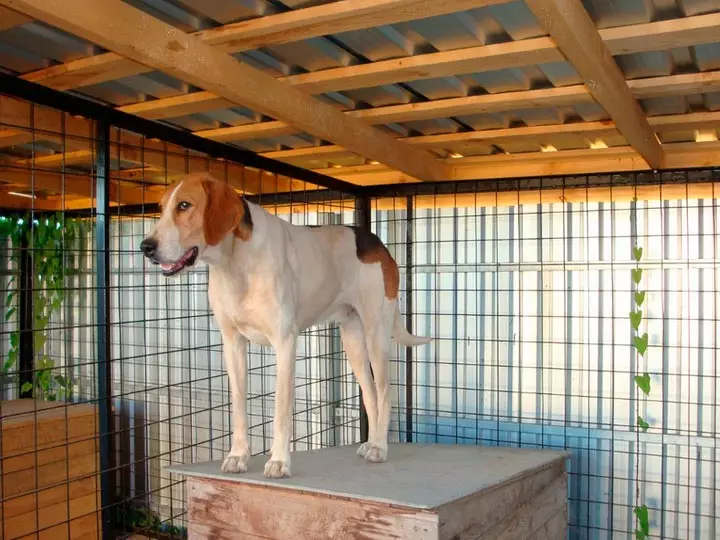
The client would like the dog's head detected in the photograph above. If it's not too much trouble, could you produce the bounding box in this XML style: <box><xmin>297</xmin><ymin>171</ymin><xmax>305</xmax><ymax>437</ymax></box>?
<box><xmin>140</xmin><ymin>172</ymin><xmax>251</xmax><ymax>277</ymax></box>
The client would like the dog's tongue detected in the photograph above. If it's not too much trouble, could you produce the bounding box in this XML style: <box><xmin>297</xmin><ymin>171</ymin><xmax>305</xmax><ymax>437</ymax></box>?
<box><xmin>161</xmin><ymin>263</ymin><xmax>174</xmax><ymax>271</ymax></box>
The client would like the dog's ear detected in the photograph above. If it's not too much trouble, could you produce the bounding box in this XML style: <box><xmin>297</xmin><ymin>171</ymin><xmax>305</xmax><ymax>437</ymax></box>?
<box><xmin>201</xmin><ymin>178</ymin><xmax>243</xmax><ymax>246</ymax></box>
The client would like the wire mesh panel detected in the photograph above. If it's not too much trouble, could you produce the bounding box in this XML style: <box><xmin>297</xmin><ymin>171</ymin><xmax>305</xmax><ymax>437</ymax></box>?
<box><xmin>0</xmin><ymin>91</ymin><xmax>361</xmax><ymax>540</ymax></box>
<box><xmin>370</xmin><ymin>171</ymin><xmax>720</xmax><ymax>540</ymax></box>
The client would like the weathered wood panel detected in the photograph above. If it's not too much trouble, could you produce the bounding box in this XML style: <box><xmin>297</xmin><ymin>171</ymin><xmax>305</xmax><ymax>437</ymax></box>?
<box><xmin>437</xmin><ymin>462</ymin><xmax>566</xmax><ymax>540</ymax></box>
<box><xmin>187</xmin><ymin>478</ymin><xmax>439</xmax><ymax>540</ymax></box>
<box><xmin>0</xmin><ymin>400</ymin><xmax>101</xmax><ymax>540</ymax></box>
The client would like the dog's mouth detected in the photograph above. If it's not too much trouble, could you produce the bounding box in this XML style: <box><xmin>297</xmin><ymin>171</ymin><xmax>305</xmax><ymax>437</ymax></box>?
<box><xmin>154</xmin><ymin>247</ymin><xmax>199</xmax><ymax>276</ymax></box>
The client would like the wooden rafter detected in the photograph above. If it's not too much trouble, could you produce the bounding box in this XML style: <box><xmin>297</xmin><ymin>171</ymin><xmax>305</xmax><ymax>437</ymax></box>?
<box><xmin>192</xmin><ymin>70</ymin><xmax>720</xmax><ymax>144</ymax></box>
<box><xmin>2</xmin><ymin>0</ymin><xmax>451</xmax><ymax>181</ymax></box>
<box><xmin>17</xmin><ymin>0</ymin><xmax>511</xmax><ymax>91</ymax></box>
<box><xmin>261</xmin><ymin>111</ymin><xmax>720</xmax><ymax>163</ymax></box>
<box><xmin>0</xmin><ymin>5</ymin><xmax>30</xmax><ymax>30</ymax></box>
<box><xmin>107</xmin><ymin>13</ymin><xmax>720</xmax><ymax>122</ymax></box>
<box><xmin>524</xmin><ymin>0</ymin><xmax>664</xmax><ymax>168</ymax></box>
<box><xmin>313</xmin><ymin>141</ymin><xmax>720</xmax><ymax>185</ymax></box>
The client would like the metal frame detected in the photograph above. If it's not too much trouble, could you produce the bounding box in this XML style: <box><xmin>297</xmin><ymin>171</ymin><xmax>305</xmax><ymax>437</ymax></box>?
<box><xmin>94</xmin><ymin>119</ymin><xmax>115</xmax><ymax>540</ymax></box>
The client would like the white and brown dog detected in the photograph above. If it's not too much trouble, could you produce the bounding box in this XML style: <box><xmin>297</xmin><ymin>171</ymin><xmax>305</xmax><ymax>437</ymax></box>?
<box><xmin>141</xmin><ymin>172</ymin><xmax>430</xmax><ymax>478</ymax></box>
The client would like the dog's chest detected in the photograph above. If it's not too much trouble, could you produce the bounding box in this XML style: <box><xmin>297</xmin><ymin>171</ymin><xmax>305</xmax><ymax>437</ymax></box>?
<box><xmin>208</xmin><ymin>271</ymin><xmax>277</xmax><ymax>345</ymax></box>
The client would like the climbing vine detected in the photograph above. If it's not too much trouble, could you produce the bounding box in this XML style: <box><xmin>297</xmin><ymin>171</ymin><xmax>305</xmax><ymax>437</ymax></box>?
<box><xmin>630</xmin><ymin>196</ymin><xmax>651</xmax><ymax>539</ymax></box>
<box><xmin>1</xmin><ymin>213</ymin><xmax>90</xmax><ymax>401</ymax></box>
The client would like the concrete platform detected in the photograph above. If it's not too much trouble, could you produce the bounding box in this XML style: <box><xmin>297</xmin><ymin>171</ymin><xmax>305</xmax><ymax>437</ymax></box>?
<box><xmin>168</xmin><ymin>443</ymin><xmax>570</xmax><ymax>539</ymax></box>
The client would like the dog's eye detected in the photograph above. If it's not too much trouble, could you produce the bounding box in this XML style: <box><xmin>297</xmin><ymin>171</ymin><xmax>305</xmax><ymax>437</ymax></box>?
<box><xmin>177</xmin><ymin>201</ymin><xmax>192</xmax><ymax>212</ymax></box>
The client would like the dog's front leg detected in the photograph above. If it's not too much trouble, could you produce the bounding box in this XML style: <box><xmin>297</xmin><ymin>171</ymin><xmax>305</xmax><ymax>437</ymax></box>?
<box><xmin>264</xmin><ymin>335</ymin><xmax>297</xmax><ymax>478</ymax></box>
<box><xmin>220</xmin><ymin>331</ymin><xmax>250</xmax><ymax>473</ymax></box>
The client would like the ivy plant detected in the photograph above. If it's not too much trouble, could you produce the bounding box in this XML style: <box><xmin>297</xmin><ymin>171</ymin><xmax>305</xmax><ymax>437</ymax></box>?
<box><xmin>629</xmin><ymin>197</ymin><xmax>651</xmax><ymax>539</ymax></box>
<box><xmin>1</xmin><ymin>213</ymin><xmax>90</xmax><ymax>401</ymax></box>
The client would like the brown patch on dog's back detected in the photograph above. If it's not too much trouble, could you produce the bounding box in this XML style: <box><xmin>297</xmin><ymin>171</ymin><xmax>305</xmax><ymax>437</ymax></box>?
<box><xmin>348</xmin><ymin>226</ymin><xmax>399</xmax><ymax>299</ymax></box>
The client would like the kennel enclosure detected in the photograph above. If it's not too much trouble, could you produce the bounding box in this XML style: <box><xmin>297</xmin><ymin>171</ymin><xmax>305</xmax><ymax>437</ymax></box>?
<box><xmin>1</xmin><ymin>0</ymin><xmax>720</xmax><ymax>538</ymax></box>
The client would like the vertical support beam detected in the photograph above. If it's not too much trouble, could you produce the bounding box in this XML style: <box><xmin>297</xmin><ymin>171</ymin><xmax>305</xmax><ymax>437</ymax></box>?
<box><xmin>405</xmin><ymin>196</ymin><xmax>414</xmax><ymax>443</ymax></box>
<box><xmin>18</xmin><ymin>232</ymin><xmax>34</xmax><ymax>398</ymax></box>
<box><xmin>95</xmin><ymin>119</ymin><xmax>115</xmax><ymax>539</ymax></box>
<box><xmin>354</xmin><ymin>196</ymin><xmax>371</xmax><ymax>443</ymax></box>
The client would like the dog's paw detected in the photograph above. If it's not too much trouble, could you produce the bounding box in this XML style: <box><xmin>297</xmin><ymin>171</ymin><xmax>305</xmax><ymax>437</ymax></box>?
<box><xmin>362</xmin><ymin>444</ymin><xmax>387</xmax><ymax>463</ymax></box>
<box><xmin>357</xmin><ymin>442</ymin><xmax>372</xmax><ymax>457</ymax></box>
<box><xmin>264</xmin><ymin>459</ymin><xmax>291</xmax><ymax>479</ymax></box>
<box><xmin>221</xmin><ymin>453</ymin><xmax>249</xmax><ymax>473</ymax></box>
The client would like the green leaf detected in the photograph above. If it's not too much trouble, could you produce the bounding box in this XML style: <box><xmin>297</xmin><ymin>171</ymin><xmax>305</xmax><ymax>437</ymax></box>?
<box><xmin>5</xmin><ymin>307</ymin><xmax>16</xmax><ymax>322</ymax></box>
<box><xmin>637</xmin><ymin>415</ymin><xmax>650</xmax><ymax>432</ymax></box>
<box><xmin>635</xmin><ymin>291</ymin><xmax>646</xmax><ymax>306</ymax></box>
<box><xmin>632</xmin><ymin>268</ymin><xmax>643</xmax><ymax>284</ymax></box>
<box><xmin>634</xmin><ymin>505</ymin><xmax>650</xmax><ymax>535</ymax></box>
<box><xmin>10</xmin><ymin>332</ymin><xmax>19</xmax><ymax>348</ymax></box>
<box><xmin>635</xmin><ymin>373</ymin><xmax>651</xmax><ymax>396</ymax></box>
<box><xmin>5</xmin><ymin>291</ymin><xmax>15</xmax><ymax>305</ymax></box>
<box><xmin>635</xmin><ymin>531</ymin><xmax>647</xmax><ymax>540</ymax></box>
<box><xmin>33</xmin><ymin>332</ymin><xmax>46</xmax><ymax>352</ymax></box>
<box><xmin>633</xmin><ymin>246</ymin><xmax>643</xmax><ymax>261</ymax></box>
<box><xmin>634</xmin><ymin>333</ymin><xmax>649</xmax><ymax>355</ymax></box>
<box><xmin>630</xmin><ymin>311</ymin><xmax>642</xmax><ymax>331</ymax></box>
<box><xmin>21</xmin><ymin>381</ymin><xmax>33</xmax><ymax>394</ymax></box>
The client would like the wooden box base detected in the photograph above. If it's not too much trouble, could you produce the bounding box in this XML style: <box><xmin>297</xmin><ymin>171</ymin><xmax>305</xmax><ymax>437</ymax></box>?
<box><xmin>1</xmin><ymin>400</ymin><xmax>101</xmax><ymax>540</ymax></box>
<box><xmin>168</xmin><ymin>443</ymin><xmax>569</xmax><ymax>540</ymax></box>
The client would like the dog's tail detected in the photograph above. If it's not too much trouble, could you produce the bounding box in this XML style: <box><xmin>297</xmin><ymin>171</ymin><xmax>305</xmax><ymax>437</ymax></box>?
<box><xmin>392</xmin><ymin>304</ymin><xmax>432</xmax><ymax>347</ymax></box>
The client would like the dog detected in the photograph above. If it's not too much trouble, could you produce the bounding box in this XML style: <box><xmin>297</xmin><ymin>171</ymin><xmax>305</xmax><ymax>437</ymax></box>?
<box><xmin>140</xmin><ymin>172</ymin><xmax>431</xmax><ymax>478</ymax></box>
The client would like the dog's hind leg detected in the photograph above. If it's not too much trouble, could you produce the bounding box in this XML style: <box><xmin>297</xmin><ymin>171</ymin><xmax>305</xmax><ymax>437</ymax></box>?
<box><xmin>339</xmin><ymin>312</ymin><xmax>378</xmax><ymax>458</ymax></box>
<box><xmin>358</xmin><ymin>299</ymin><xmax>395</xmax><ymax>463</ymax></box>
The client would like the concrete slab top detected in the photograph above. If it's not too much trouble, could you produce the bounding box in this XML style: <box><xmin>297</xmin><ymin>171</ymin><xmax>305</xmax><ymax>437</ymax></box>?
<box><xmin>167</xmin><ymin>443</ymin><xmax>570</xmax><ymax>509</ymax></box>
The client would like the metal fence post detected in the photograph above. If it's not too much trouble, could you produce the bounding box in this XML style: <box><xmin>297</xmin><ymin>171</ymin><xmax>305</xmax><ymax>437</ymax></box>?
<box><xmin>18</xmin><ymin>233</ymin><xmax>34</xmax><ymax>398</ymax></box>
<box><xmin>354</xmin><ymin>195</ymin><xmax>371</xmax><ymax>443</ymax></box>
<box><xmin>405</xmin><ymin>196</ymin><xmax>414</xmax><ymax>443</ymax></box>
<box><xmin>95</xmin><ymin>119</ymin><xmax>115</xmax><ymax>539</ymax></box>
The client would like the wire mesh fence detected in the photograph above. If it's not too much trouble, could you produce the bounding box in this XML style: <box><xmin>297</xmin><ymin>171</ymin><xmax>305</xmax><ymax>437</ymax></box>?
<box><xmin>0</xmin><ymin>90</ymin><xmax>360</xmax><ymax>539</ymax></box>
<box><xmin>1</xmin><ymin>83</ymin><xmax>720</xmax><ymax>540</ymax></box>
<box><xmin>369</xmin><ymin>171</ymin><xmax>720</xmax><ymax>540</ymax></box>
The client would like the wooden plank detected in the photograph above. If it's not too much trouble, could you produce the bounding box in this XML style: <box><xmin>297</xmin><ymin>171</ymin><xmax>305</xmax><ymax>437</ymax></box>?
<box><xmin>3</xmin><ymin>476</ymin><xmax>98</xmax><ymax>520</ymax></box>
<box><xmin>534</xmin><ymin>506</ymin><xmax>568</xmax><ymax>540</ymax></box>
<box><xmin>3</xmin><ymin>492</ymin><xmax>99</xmax><ymax>540</ymax></box>
<box><xmin>21</xmin><ymin>0</ymin><xmax>511</xmax><ymax>91</ymax></box>
<box><xmin>601</xmin><ymin>12</ymin><xmax>720</xmax><ymax>55</ymax></box>
<box><xmin>524</xmin><ymin>0</ymin><xmax>664</xmax><ymax>169</ymax></box>
<box><xmin>282</xmin><ymin>37</ymin><xmax>561</xmax><ymax>95</ymax></box>
<box><xmin>436</xmin><ymin>462</ymin><xmax>564</xmax><ymax>539</ymax></box>
<box><xmin>628</xmin><ymin>70</ymin><xmax>720</xmax><ymax>99</ymax></box>
<box><xmin>262</xmin><ymin>110</ymin><xmax>720</xmax><ymax>163</ymax></box>
<box><xmin>187</xmin><ymin>477</ymin><xmax>439</xmax><ymax>540</ymax></box>
<box><xmin>3</xmin><ymin>0</ymin><xmax>451</xmax><ymax>182</ymax></box>
<box><xmin>100</xmin><ymin>14</ymin><xmax>719</xmax><ymax>123</ymax></box>
<box><xmin>478</xmin><ymin>474</ymin><xmax>566</xmax><ymax>540</ymax></box>
<box><xmin>194</xmin><ymin>70</ymin><xmax>720</xmax><ymax>144</ymax></box>
<box><xmin>197</xmin><ymin>86</ymin><xmax>594</xmax><ymax>142</ymax></box>
<box><xmin>0</xmin><ymin>5</ymin><xmax>30</xmax><ymax>30</ymax></box>
<box><xmin>317</xmin><ymin>141</ymin><xmax>720</xmax><ymax>184</ymax></box>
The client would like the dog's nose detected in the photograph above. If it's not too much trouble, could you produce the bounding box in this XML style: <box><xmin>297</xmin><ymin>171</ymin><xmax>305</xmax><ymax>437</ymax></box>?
<box><xmin>140</xmin><ymin>237</ymin><xmax>157</xmax><ymax>257</ymax></box>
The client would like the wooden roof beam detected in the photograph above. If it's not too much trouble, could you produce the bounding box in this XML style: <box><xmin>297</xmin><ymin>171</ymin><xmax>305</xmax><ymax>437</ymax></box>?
<box><xmin>262</xmin><ymin>111</ymin><xmax>720</xmax><ymax>163</ymax></box>
<box><xmin>196</xmin><ymin>71</ymin><xmax>720</xmax><ymax>144</ymax></box>
<box><xmin>0</xmin><ymin>5</ymin><xmax>30</xmax><ymax>30</ymax></box>
<box><xmin>115</xmin><ymin>13</ymin><xmax>720</xmax><ymax>121</ymax></box>
<box><xmin>524</xmin><ymin>0</ymin><xmax>664</xmax><ymax>169</ymax></box>
<box><xmin>3</xmin><ymin>0</ymin><xmax>451</xmax><ymax>181</ymax></box>
<box><xmin>318</xmin><ymin>142</ymin><xmax>720</xmax><ymax>185</ymax></box>
<box><xmin>17</xmin><ymin>0</ymin><xmax>511</xmax><ymax>91</ymax></box>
